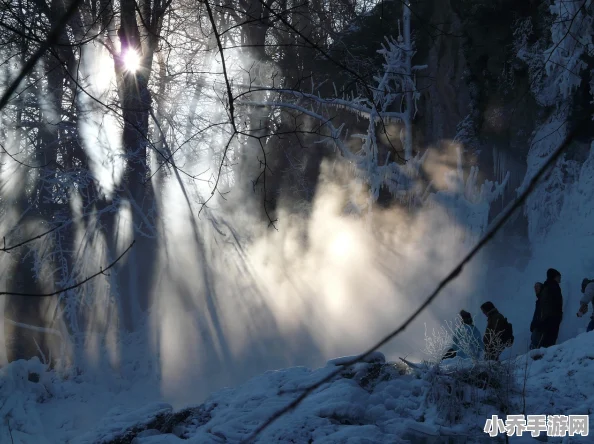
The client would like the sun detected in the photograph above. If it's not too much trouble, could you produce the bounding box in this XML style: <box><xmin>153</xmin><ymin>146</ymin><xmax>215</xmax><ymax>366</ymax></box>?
<box><xmin>122</xmin><ymin>49</ymin><xmax>141</xmax><ymax>73</ymax></box>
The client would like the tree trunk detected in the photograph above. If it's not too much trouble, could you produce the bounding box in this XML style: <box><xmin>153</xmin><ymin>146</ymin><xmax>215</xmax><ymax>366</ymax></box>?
<box><xmin>111</xmin><ymin>0</ymin><xmax>159</xmax><ymax>330</ymax></box>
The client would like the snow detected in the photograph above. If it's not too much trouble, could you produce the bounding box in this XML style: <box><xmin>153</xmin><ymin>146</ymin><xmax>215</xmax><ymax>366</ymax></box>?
<box><xmin>485</xmin><ymin>1</ymin><xmax>594</xmax><ymax>358</ymax></box>
<box><xmin>522</xmin><ymin>335</ymin><xmax>594</xmax><ymax>418</ymax></box>
<box><xmin>489</xmin><ymin>134</ymin><xmax>594</xmax><ymax>352</ymax></box>
<box><xmin>2</xmin><ymin>117</ymin><xmax>590</xmax><ymax>444</ymax></box>
<box><xmin>72</xmin><ymin>403</ymin><xmax>174</xmax><ymax>444</ymax></box>
<box><xmin>543</xmin><ymin>0</ymin><xmax>592</xmax><ymax>102</ymax></box>
<box><xmin>0</xmin><ymin>331</ymin><xmax>592</xmax><ymax>443</ymax></box>
<box><xmin>1</xmin><ymin>3</ymin><xmax>594</xmax><ymax>444</ymax></box>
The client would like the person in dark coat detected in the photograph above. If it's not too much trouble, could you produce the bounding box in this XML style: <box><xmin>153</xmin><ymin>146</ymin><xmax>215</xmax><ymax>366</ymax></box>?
<box><xmin>534</xmin><ymin>268</ymin><xmax>563</xmax><ymax>348</ymax></box>
<box><xmin>480</xmin><ymin>301</ymin><xmax>510</xmax><ymax>361</ymax></box>
<box><xmin>530</xmin><ymin>282</ymin><xmax>544</xmax><ymax>349</ymax></box>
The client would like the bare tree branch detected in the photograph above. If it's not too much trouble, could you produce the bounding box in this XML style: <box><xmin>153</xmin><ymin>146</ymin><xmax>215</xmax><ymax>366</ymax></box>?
<box><xmin>0</xmin><ymin>240</ymin><xmax>135</xmax><ymax>297</ymax></box>
<box><xmin>0</xmin><ymin>0</ymin><xmax>84</xmax><ymax>112</ymax></box>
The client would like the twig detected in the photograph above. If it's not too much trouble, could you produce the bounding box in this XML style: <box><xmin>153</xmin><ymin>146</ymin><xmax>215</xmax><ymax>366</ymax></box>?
<box><xmin>32</xmin><ymin>336</ymin><xmax>48</xmax><ymax>366</ymax></box>
<box><xmin>1</xmin><ymin>223</ymin><xmax>66</xmax><ymax>253</ymax></box>
<box><xmin>4</xmin><ymin>317</ymin><xmax>63</xmax><ymax>338</ymax></box>
<box><xmin>198</xmin><ymin>0</ymin><xmax>241</xmax><ymax>216</ymax></box>
<box><xmin>399</xmin><ymin>356</ymin><xmax>426</xmax><ymax>371</ymax></box>
<box><xmin>0</xmin><ymin>240</ymin><xmax>135</xmax><ymax>297</ymax></box>
<box><xmin>521</xmin><ymin>354</ymin><xmax>530</xmax><ymax>416</ymax></box>
<box><xmin>0</xmin><ymin>0</ymin><xmax>84</xmax><ymax>112</ymax></box>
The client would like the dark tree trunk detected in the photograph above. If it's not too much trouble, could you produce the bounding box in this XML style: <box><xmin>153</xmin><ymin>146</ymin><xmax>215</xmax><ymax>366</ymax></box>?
<box><xmin>109</xmin><ymin>0</ymin><xmax>159</xmax><ymax>330</ymax></box>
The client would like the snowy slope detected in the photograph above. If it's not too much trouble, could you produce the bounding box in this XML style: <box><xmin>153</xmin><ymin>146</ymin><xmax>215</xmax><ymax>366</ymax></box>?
<box><xmin>483</xmin><ymin>140</ymin><xmax>594</xmax><ymax>358</ymax></box>
<box><xmin>1</xmin><ymin>332</ymin><xmax>592</xmax><ymax>443</ymax></box>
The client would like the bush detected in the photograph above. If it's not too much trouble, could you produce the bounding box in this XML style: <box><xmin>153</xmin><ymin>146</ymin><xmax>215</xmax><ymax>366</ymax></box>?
<box><xmin>421</xmin><ymin>319</ymin><xmax>520</xmax><ymax>426</ymax></box>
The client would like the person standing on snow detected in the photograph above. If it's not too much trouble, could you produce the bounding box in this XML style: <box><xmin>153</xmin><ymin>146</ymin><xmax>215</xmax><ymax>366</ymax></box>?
<box><xmin>480</xmin><ymin>301</ymin><xmax>513</xmax><ymax>361</ymax></box>
<box><xmin>577</xmin><ymin>278</ymin><xmax>594</xmax><ymax>333</ymax></box>
<box><xmin>530</xmin><ymin>282</ymin><xmax>544</xmax><ymax>349</ymax></box>
<box><xmin>535</xmin><ymin>268</ymin><xmax>563</xmax><ymax>348</ymax></box>
<box><xmin>442</xmin><ymin>310</ymin><xmax>484</xmax><ymax>361</ymax></box>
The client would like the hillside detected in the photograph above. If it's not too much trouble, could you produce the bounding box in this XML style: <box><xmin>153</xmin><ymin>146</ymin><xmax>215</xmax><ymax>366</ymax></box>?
<box><xmin>1</xmin><ymin>332</ymin><xmax>592</xmax><ymax>443</ymax></box>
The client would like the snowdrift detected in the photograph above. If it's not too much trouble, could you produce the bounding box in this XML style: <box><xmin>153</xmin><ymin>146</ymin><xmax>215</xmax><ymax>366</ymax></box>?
<box><xmin>1</xmin><ymin>332</ymin><xmax>592</xmax><ymax>443</ymax></box>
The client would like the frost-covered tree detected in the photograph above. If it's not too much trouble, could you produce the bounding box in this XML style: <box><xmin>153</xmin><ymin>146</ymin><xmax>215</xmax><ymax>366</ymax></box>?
<box><xmin>238</xmin><ymin>2</ymin><xmax>428</xmax><ymax>216</ymax></box>
<box><xmin>544</xmin><ymin>0</ymin><xmax>593</xmax><ymax>103</ymax></box>
<box><xmin>237</xmin><ymin>0</ymin><xmax>510</xmax><ymax>230</ymax></box>
<box><xmin>515</xmin><ymin>0</ymin><xmax>594</xmax><ymax>242</ymax></box>
<box><xmin>370</xmin><ymin>4</ymin><xmax>426</xmax><ymax>162</ymax></box>
<box><xmin>515</xmin><ymin>0</ymin><xmax>593</xmax><ymax>106</ymax></box>
<box><xmin>427</xmin><ymin>146</ymin><xmax>509</xmax><ymax>247</ymax></box>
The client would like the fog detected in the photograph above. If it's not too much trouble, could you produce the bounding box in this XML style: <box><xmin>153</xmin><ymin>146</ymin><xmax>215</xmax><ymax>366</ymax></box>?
<box><xmin>0</xmin><ymin>34</ymin><xmax>506</xmax><ymax>410</ymax></box>
<box><xmin>135</xmin><ymin>145</ymin><xmax>494</xmax><ymax>407</ymax></box>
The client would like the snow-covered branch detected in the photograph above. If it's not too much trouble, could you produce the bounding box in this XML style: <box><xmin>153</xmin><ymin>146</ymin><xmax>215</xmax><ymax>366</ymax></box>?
<box><xmin>236</xmin><ymin>6</ymin><xmax>429</xmax><ymax>215</ymax></box>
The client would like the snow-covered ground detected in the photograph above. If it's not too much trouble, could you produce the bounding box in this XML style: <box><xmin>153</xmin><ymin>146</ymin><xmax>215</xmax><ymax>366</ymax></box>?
<box><xmin>3</xmin><ymin>134</ymin><xmax>593</xmax><ymax>444</ymax></box>
<box><xmin>1</xmin><ymin>329</ymin><xmax>592</xmax><ymax>443</ymax></box>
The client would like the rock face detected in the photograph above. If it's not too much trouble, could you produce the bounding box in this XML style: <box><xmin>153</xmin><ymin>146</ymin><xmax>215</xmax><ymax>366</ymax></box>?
<box><xmin>407</xmin><ymin>0</ymin><xmax>560</xmax><ymax>246</ymax></box>
<box><xmin>415</xmin><ymin>0</ymin><xmax>549</xmax><ymax>187</ymax></box>
<box><xmin>414</xmin><ymin>0</ymin><xmax>471</xmax><ymax>146</ymax></box>
<box><xmin>325</xmin><ymin>0</ymin><xmax>566</xmax><ymax>257</ymax></box>
<box><xmin>333</xmin><ymin>0</ymin><xmax>550</xmax><ymax>190</ymax></box>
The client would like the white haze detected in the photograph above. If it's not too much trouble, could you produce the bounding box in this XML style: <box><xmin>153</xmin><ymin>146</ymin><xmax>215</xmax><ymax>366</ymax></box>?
<box><xmin>143</xmin><ymin>150</ymin><xmax>491</xmax><ymax>407</ymax></box>
<box><xmin>0</xmin><ymin>37</ymin><xmax>498</xmax><ymax>410</ymax></box>
<box><xmin>77</xmin><ymin>42</ymin><xmax>125</xmax><ymax>199</ymax></box>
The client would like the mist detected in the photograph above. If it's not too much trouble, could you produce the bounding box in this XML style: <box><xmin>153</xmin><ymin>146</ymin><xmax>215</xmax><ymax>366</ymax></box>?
<box><xmin>2</xmin><ymin>0</ymin><xmax>594</xmax><ymax>441</ymax></box>
<box><xmin>0</xmin><ymin>0</ymin><xmax>519</xmax><ymax>416</ymax></box>
<box><xmin>120</xmin><ymin>143</ymin><xmax>494</xmax><ymax>407</ymax></box>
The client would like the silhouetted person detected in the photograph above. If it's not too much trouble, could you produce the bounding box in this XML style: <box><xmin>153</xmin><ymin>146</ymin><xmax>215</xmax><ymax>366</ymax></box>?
<box><xmin>442</xmin><ymin>310</ymin><xmax>483</xmax><ymax>361</ymax></box>
<box><xmin>481</xmin><ymin>301</ymin><xmax>513</xmax><ymax>361</ymax></box>
<box><xmin>530</xmin><ymin>282</ymin><xmax>544</xmax><ymax>349</ymax></box>
<box><xmin>577</xmin><ymin>278</ymin><xmax>594</xmax><ymax>332</ymax></box>
<box><xmin>534</xmin><ymin>268</ymin><xmax>563</xmax><ymax>348</ymax></box>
